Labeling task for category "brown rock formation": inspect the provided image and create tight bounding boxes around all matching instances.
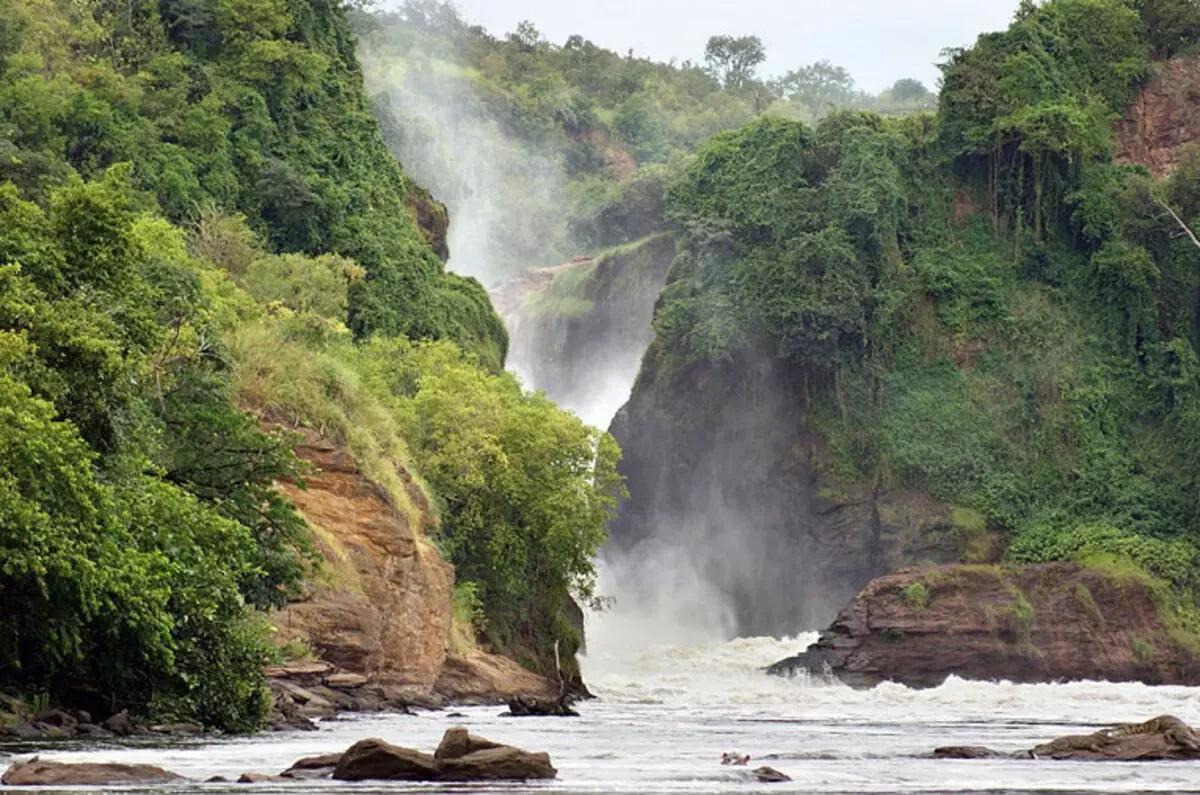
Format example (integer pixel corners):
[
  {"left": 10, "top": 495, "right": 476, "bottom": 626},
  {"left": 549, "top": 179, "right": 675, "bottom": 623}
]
[
  {"left": 933, "top": 715, "right": 1200, "bottom": 761},
  {"left": 268, "top": 429, "right": 559, "bottom": 707},
  {"left": 1, "top": 760, "right": 182, "bottom": 786},
  {"left": 273, "top": 430, "right": 453, "bottom": 688},
  {"left": 1115, "top": 55, "right": 1200, "bottom": 178},
  {"left": 332, "top": 730, "right": 556, "bottom": 782},
  {"left": 767, "top": 563, "right": 1200, "bottom": 688},
  {"left": 433, "top": 650, "right": 558, "bottom": 704}
]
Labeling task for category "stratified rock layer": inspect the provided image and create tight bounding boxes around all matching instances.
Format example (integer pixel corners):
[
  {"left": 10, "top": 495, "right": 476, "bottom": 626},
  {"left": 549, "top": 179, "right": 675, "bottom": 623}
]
[{"left": 768, "top": 563, "right": 1200, "bottom": 688}]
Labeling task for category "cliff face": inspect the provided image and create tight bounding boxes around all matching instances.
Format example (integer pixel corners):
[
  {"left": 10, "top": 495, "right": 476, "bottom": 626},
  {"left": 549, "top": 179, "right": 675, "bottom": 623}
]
[
  {"left": 272, "top": 430, "right": 557, "bottom": 701},
  {"left": 1115, "top": 55, "right": 1200, "bottom": 177},
  {"left": 768, "top": 563, "right": 1200, "bottom": 688},
  {"left": 495, "top": 234, "right": 675, "bottom": 424},
  {"left": 274, "top": 431, "right": 453, "bottom": 687},
  {"left": 608, "top": 350, "right": 1006, "bottom": 636}
]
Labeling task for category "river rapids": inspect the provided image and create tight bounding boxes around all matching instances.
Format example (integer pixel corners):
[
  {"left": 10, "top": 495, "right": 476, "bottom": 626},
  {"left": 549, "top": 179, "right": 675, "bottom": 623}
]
[{"left": 7, "top": 615, "right": 1200, "bottom": 793}]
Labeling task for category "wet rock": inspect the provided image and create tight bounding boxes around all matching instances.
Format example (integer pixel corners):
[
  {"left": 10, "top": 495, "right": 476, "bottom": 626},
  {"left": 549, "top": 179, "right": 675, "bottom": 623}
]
[
  {"left": 506, "top": 693, "right": 578, "bottom": 717},
  {"left": 1029, "top": 715, "right": 1200, "bottom": 761},
  {"left": 3, "top": 722, "right": 44, "bottom": 740},
  {"left": 1, "top": 759, "right": 183, "bottom": 786},
  {"left": 435, "top": 727, "right": 506, "bottom": 760},
  {"left": 933, "top": 746, "right": 1008, "bottom": 759},
  {"left": 333, "top": 739, "right": 442, "bottom": 781},
  {"left": 74, "top": 723, "right": 111, "bottom": 738},
  {"left": 751, "top": 766, "right": 792, "bottom": 783},
  {"left": 238, "top": 772, "right": 286, "bottom": 783},
  {"left": 768, "top": 563, "right": 1200, "bottom": 688},
  {"left": 438, "top": 746, "right": 557, "bottom": 781},
  {"left": 206, "top": 775, "right": 230, "bottom": 783},
  {"left": 332, "top": 730, "right": 556, "bottom": 782},
  {"left": 281, "top": 753, "right": 341, "bottom": 780},
  {"left": 33, "top": 709, "right": 76, "bottom": 731},
  {"left": 102, "top": 709, "right": 133, "bottom": 736}
]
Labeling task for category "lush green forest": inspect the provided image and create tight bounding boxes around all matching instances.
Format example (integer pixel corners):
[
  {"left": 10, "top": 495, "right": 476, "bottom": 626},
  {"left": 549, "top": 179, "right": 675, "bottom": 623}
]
[
  {"left": 631, "top": 0, "right": 1200, "bottom": 627},
  {"left": 0, "top": 0, "right": 619, "bottom": 731},
  {"left": 352, "top": 1, "right": 938, "bottom": 282}
]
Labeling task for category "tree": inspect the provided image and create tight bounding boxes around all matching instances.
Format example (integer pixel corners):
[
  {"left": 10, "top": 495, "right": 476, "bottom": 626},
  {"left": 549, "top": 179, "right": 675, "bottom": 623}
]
[
  {"left": 890, "top": 77, "right": 931, "bottom": 103},
  {"left": 778, "top": 60, "right": 857, "bottom": 118},
  {"left": 703, "top": 35, "right": 766, "bottom": 91}
]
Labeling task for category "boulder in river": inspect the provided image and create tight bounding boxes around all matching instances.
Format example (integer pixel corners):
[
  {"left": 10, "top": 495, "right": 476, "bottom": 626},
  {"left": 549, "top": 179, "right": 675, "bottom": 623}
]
[
  {"left": 280, "top": 753, "right": 342, "bottom": 780},
  {"left": 768, "top": 563, "right": 1200, "bottom": 688},
  {"left": 329, "top": 728, "right": 556, "bottom": 781},
  {"left": 1, "top": 759, "right": 182, "bottom": 786},
  {"left": 751, "top": 766, "right": 792, "bottom": 782},
  {"left": 931, "top": 715, "right": 1200, "bottom": 761}
]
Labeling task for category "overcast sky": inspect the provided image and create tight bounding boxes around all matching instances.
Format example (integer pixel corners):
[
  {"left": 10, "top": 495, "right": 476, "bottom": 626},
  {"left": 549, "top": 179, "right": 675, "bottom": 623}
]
[{"left": 437, "top": 0, "right": 1023, "bottom": 92}]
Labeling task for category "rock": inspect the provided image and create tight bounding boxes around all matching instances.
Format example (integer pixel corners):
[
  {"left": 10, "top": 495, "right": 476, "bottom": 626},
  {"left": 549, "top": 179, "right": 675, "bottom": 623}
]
[
  {"left": 0, "top": 693, "right": 25, "bottom": 716},
  {"left": 206, "top": 775, "right": 230, "bottom": 783},
  {"left": 439, "top": 746, "right": 557, "bottom": 781},
  {"left": 3, "top": 722, "right": 44, "bottom": 740},
  {"left": 281, "top": 753, "right": 342, "bottom": 780},
  {"left": 332, "top": 731, "right": 556, "bottom": 782},
  {"left": 506, "top": 693, "right": 578, "bottom": 717},
  {"left": 1027, "top": 715, "right": 1200, "bottom": 761},
  {"left": 102, "top": 709, "right": 133, "bottom": 736},
  {"left": 238, "top": 772, "right": 286, "bottom": 783},
  {"left": 1, "top": 760, "right": 182, "bottom": 786},
  {"left": 933, "top": 746, "right": 1008, "bottom": 759},
  {"left": 325, "top": 672, "right": 369, "bottom": 689},
  {"left": 768, "top": 563, "right": 1200, "bottom": 688},
  {"left": 434, "top": 649, "right": 560, "bottom": 705},
  {"left": 269, "top": 430, "right": 453, "bottom": 689},
  {"left": 751, "top": 766, "right": 792, "bottom": 783},
  {"left": 333, "top": 739, "right": 442, "bottom": 781},
  {"left": 149, "top": 722, "right": 204, "bottom": 735},
  {"left": 1115, "top": 55, "right": 1200, "bottom": 178},
  {"left": 69, "top": 709, "right": 92, "bottom": 725},
  {"left": 264, "top": 660, "right": 335, "bottom": 680},
  {"left": 74, "top": 723, "right": 111, "bottom": 738},
  {"left": 435, "top": 727, "right": 506, "bottom": 760},
  {"left": 33, "top": 709, "right": 76, "bottom": 731}
]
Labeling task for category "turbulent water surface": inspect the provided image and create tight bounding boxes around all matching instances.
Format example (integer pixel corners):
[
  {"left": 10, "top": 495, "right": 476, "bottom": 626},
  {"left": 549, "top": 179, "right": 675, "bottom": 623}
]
[{"left": 7, "top": 622, "right": 1200, "bottom": 794}]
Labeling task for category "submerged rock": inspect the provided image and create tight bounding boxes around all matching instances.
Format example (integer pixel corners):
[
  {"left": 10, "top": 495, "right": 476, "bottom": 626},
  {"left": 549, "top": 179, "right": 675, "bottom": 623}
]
[
  {"left": 506, "top": 693, "right": 578, "bottom": 717},
  {"left": 280, "top": 753, "right": 341, "bottom": 780},
  {"left": 751, "top": 766, "right": 792, "bottom": 783},
  {"left": 1, "top": 759, "right": 182, "bottom": 786},
  {"left": 768, "top": 563, "right": 1200, "bottom": 688},
  {"left": 330, "top": 728, "right": 556, "bottom": 782}
]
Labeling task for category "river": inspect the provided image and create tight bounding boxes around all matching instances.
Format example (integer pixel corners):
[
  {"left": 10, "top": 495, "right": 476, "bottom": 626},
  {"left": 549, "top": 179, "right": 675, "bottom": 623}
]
[{"left": 8, "top": 623, "right": 1200, "bottom": 793}]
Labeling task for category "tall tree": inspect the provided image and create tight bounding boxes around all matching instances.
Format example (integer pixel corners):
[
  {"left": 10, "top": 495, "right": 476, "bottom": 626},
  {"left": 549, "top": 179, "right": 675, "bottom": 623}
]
[
  {"left": 778, "top": 60, "right": 857, "bottom": 118},
  {"left": 704, "top": 34, "right": 766, "bottom": 90}
]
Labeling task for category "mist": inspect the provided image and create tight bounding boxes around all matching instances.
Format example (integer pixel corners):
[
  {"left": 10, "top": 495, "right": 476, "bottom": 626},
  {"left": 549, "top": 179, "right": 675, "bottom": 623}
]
[{"left": 362, "top": 50, "right": 571, "bottom": 287}]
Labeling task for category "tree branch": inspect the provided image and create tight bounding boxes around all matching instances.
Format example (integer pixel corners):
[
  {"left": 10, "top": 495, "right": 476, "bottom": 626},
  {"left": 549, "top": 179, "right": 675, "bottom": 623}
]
[{"left": 1156, "top": 199, "right": 1200, "bottom": 251}]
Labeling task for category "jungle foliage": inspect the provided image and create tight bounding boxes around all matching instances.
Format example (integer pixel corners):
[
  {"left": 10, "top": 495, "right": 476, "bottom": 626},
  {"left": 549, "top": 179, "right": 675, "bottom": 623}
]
[
  {"left": 643, "top": 0, "right": 1200, "bottom": 608},
  {"left": 352, "top": 2, "right": 937, "bottom": 280},
  {"left": 0, "top": 0, "right": 620, "bottom": 729}
]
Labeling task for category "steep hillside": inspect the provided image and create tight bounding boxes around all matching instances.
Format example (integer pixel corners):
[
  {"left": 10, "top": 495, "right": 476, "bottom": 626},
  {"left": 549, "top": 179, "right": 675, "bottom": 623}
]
[
  {"left": 0, "top": 0, "right": 617, "bottom": 730},
  {"left": 609, "top": 0, "right": 1200, "bottom": 638}
]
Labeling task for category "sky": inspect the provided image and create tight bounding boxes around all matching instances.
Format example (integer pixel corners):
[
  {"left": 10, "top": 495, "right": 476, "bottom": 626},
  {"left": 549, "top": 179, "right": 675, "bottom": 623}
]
[{"left": 439, "top": 0, "right": 1023, "bottom": 92}]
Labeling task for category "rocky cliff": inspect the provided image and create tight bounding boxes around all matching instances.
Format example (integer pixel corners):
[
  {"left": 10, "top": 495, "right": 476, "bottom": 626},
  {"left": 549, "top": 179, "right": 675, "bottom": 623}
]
[
  {"left": 767, "top": 563, "right": 1200, "bottom": 688},
  {"left": 1115, "top": 55, "right": 1200, "bottom": 177},
  {"left": 494, "top": 233, "right": 675, "bottom": 425},
  {"left": 272, "top": 430, "right": 556, "bottom": 703},
  {"left": 607, "top": 348, "right": 1007, "bottom": 636}
]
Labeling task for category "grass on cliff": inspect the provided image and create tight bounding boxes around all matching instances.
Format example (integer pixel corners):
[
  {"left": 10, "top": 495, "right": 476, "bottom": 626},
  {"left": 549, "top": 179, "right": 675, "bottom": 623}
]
[
  {"left": 1078, "top": 552, "right": 1200, "bottom": 656},
  {"left": 523, "top": 262, "right": 598, "bottom": 319},
  {"left": 229, "top": 318, "right": 433, "bottom": 531}
]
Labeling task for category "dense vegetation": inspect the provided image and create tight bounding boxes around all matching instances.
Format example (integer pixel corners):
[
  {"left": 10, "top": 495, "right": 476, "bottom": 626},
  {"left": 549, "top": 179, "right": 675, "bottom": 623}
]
[
  {"left": 352, "top": 1, "right": 937, "bottom": 282},
  {"left": 640, "top": 0, "right": 1200, "bottom": 618},
  {"left": 0, "top": 0, "right": 619, "bottom": 730}
]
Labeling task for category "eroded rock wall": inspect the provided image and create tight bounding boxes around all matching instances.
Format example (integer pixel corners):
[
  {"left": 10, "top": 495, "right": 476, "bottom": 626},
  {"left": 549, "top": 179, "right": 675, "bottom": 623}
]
[
  {"left": 769, "top": 563, "right": 1200, "bottom": 687},
  {"left": 1115, "top": 55, "right": 1200, "bottom": 178},
  {"left": 273, "top": 430, "right": 453, "bottom": 687}
]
